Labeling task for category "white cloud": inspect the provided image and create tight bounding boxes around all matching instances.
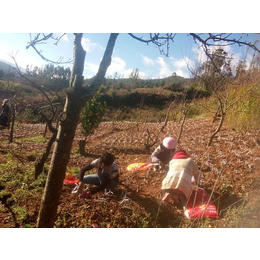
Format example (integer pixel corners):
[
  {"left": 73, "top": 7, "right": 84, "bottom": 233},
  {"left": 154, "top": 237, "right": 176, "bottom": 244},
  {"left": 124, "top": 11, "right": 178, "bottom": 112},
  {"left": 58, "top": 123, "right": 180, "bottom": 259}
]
[
  {"left": 81, "top": 37, "right": 104, "bottom": 53},
  {"left": 59, "top": 33, "right": 69, "bottom": 42},
  {"left": 141, "top": 54, "right": 155, "bottom": 65},
  {"left": 122, "top": 69, "right": 135, "bottom": 78},
  {"left": 171, "top": 56, "right": 194, "bottom": 69},
  {"left": 156, "top": 57, "right": 172, "bottom": 78},
  {"left": 172, "top": 58, "right": 186, "bottom": 68},
  {"left": 175, "top": 69, "right": 189, "bottom": 78},
  {"left": 140, "top": 54, "right": 193, "bottom": 78},
  {"left": 0, "top": 45, "right": 42, "bottom": 70},
  {"left": 84, "top": 56, "right": 142, "bottom": 79},
  {"left": 142, "top": 55, "right": 173, "bottom": 78},
  {"left": 106, "top": 57, "right": 147, "bottom": 78},
  {"left": 192, "top": 44, "right": 208, "bottom": 64},
  {"left": 106, "top": 56, "right": 126, "bottom": 75},
  {"left": 84, "top": 62, "right": 99, "bottom": 74}
]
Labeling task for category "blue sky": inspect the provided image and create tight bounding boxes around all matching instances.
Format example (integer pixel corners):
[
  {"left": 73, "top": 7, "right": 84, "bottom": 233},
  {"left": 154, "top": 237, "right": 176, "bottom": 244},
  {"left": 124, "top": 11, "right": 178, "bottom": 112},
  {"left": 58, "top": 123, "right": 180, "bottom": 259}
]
[{"left": 0, "top": 33, "right": 259, "bottom": 79}]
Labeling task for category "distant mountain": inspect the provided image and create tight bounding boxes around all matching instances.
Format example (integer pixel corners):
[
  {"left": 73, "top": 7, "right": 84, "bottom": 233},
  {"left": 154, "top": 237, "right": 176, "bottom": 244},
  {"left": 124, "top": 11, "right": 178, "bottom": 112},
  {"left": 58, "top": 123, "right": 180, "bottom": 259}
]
[
  {"left": 0, "top": 59, "right": 26, "bottom": 74},
  {"left": 0, "top": 59, "right": 16, "bottom": 72}
]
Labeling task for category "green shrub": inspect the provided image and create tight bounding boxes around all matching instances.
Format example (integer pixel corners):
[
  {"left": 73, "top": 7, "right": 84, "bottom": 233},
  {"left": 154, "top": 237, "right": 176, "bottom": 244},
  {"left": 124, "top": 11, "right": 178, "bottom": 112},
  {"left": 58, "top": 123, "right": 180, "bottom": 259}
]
[
  {"left": 30, "top": 173, "right": 47, "bottom": 188},
  {"left": 13, "top": 206, "right": 28, "bottom": 221},
  {"left": 81, "top": 89, "right": 106, "bottom": 137}
]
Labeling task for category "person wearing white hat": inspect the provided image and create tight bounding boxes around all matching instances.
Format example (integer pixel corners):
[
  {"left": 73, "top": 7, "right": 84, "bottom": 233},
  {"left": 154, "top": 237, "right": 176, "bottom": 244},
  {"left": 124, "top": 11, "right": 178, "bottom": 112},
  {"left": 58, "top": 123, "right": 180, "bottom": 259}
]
[{"left": 151, "top": 137, "right": 177, "bottom": 170}]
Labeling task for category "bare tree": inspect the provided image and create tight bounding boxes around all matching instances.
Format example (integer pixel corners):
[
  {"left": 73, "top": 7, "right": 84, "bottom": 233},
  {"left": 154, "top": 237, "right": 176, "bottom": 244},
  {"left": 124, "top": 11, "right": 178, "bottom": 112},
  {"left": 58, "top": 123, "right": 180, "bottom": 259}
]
[
  {"left": 128, "top": 33, "right": 176, "bottom": 57},
  {"left": 130, "top": 33, "right": 260, "bottom": 58},
  {"left": 189, "top": 33, "right": 260, "bottom": 55},
  {"left": 176, "top": 89, "right": 198, "bottom": 143},
  {"left": 144, "top": 100, "right": 174, "bottom": 153},
  {"left": 26, "top": 33, "right": 73, "bottom": 64},
  {"left": 34, "top": 33, "right": 118, "bottom": 227},
  {"left": 195, "top": 48, "right": 259, "bottom": 146},
  {"left": 10, "top": 54, "right": 63, "bottom": 179}
]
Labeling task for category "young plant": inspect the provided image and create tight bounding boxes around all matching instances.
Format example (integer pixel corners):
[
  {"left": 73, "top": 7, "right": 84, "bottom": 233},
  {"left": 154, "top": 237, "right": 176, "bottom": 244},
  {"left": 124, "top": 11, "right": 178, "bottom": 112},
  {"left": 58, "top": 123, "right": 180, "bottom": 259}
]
[
  {"left": 80, "top": 89, "right": 106, "bottom": 154},
  {"left": 81, "top": 89, "right": 106, "bottom": 137}
]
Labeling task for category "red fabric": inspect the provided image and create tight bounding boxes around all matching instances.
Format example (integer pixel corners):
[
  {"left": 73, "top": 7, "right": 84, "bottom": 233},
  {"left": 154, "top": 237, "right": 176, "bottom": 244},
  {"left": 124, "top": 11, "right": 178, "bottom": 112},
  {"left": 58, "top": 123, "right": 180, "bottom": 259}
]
[
  {"left": 186, "top": 188, "right": 218, "bottom": 219},
  {"left": 172, "top": 188, "right": 185, "bottom": 195},
  {"left": 172, "top": 151, "right": 189, "bottom": 159},
  {"left": 63, "top": 179, "right": 79, "bottom": 185}
]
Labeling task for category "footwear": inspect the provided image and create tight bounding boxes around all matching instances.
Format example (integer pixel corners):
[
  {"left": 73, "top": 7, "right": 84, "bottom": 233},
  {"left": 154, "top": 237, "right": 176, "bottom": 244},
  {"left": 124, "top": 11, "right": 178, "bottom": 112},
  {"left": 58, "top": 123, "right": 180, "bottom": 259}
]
[{"left": 79, "top": 191, "right": 91, "bottom": 199}]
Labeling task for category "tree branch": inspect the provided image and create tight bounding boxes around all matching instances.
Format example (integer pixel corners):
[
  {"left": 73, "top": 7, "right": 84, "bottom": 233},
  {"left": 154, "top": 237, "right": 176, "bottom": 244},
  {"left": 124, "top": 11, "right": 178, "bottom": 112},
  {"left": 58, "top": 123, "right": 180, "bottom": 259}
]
[
  {"left": 26, "top": 33, "right": 73, "bottom": 64},
  {"left": 9, "top": 53, "right": 55, "bottom": 116},
  {"left": 189, "top": 33, "right": 260, "bottom": 54},
  {"left": 90, "top": 33, "right": 119, "bottom": 90},
  {"left": 128, "top": 33, "right": 176, "bottom": 57}
]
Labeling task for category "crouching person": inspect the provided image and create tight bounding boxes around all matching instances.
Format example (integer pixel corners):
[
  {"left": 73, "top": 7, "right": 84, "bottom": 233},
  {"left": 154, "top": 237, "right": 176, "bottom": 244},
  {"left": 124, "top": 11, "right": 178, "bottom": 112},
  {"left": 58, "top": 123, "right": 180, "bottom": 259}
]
[
  {"left": 151, "top": 137, "right": 177, "bottom": 170},
  {"left": 78, "top": 152, "right": 119, "bottom": 199},
  {"left": 161, "top": 150, "right": 199, "bottom": 209}
]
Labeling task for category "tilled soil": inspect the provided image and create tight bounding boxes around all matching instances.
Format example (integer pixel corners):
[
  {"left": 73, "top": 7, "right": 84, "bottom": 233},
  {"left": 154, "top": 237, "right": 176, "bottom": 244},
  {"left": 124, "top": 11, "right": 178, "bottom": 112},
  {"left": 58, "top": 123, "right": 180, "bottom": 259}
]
[{"left": 0, "top": 118, "right": 259, "bottom": 227}]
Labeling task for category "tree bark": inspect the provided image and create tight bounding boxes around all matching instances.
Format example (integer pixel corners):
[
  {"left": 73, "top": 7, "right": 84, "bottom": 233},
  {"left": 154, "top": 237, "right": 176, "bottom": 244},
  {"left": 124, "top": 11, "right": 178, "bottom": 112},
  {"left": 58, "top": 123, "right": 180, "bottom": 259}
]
[
  {"left": 36, "top": 33, "right": 119, "bottom": 228},
  {"left": 208, "top": 114, "right": 225, "bottom": 146},
  {"left": 9, "top": 103, "right": 15, "bottom": 143},
  {"left": 177, "top": 110, "right": 188, "bottom": 143},
  {"left": 34, "top": 130, "right": 57, "bottom": 179}
]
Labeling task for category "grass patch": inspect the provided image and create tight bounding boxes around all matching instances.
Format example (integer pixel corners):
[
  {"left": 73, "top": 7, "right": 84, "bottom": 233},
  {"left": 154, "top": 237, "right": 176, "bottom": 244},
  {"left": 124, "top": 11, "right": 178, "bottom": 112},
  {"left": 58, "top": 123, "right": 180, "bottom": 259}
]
[{"left": 20, "top": 136, "right": 47, "bottom": 143}]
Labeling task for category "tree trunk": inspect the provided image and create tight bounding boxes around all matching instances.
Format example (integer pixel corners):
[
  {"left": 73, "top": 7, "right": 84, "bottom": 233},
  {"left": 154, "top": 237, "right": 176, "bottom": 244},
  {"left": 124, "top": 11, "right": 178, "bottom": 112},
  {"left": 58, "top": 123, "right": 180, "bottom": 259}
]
[
  {"left": 177, "top": 110, "right": 188, "bottom": 143},
  {"left": 79, "top": 139, "right": 86, "bottom": 155},
  {"left": 208, "top": 113, "right": 225, "bottom": 146},
  {"left": 34, "top": 130, "right": 57, "bottom": 179},
  {"left": 36, "top": 33, "right": 118, "bottom": 228},
  {"left": 9, "top": 103, "right": 15, "bottom": 143}
]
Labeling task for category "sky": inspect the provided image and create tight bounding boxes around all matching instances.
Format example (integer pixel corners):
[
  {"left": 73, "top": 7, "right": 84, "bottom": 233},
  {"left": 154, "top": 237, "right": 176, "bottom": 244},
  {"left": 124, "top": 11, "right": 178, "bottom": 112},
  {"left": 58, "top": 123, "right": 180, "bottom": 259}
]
[
  {"left": 0, "top": 33, "right": 260, "bottom": 80},
  {"left": 1, "top": 0, "right": 260, "bottom": 81}
]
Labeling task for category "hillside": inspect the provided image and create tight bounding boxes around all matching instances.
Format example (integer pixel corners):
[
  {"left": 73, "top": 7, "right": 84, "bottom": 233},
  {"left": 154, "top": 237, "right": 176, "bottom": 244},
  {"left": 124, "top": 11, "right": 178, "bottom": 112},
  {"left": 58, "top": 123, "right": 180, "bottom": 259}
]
[{"left": 0, "top": 71, "right": 205, "bottom": 120}]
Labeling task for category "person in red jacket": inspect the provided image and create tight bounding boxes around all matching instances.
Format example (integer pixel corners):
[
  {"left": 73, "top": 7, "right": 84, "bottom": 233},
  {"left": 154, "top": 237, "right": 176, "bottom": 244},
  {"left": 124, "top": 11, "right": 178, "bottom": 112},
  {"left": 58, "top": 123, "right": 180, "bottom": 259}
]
[{"left": 161, "top": 149, "right": 199, "bottom": 208}]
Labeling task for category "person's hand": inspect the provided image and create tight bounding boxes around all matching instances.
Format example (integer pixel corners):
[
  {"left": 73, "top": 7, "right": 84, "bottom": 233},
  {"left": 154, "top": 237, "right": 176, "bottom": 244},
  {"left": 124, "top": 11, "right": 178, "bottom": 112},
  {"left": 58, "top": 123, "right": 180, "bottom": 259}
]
[
  {"left": 154, "top": 164, "right": 160, "bottom": 170},
  {"left": 159, "top": 161, "right": 167, "bottom": 170}
]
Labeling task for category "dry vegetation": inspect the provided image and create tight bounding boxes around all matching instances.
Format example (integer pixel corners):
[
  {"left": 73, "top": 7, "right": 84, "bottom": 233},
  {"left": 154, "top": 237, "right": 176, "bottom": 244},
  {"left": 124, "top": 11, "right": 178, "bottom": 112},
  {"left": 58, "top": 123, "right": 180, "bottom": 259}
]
[{"left": 1, "top": 116, "right": 259, "bottom": 228}]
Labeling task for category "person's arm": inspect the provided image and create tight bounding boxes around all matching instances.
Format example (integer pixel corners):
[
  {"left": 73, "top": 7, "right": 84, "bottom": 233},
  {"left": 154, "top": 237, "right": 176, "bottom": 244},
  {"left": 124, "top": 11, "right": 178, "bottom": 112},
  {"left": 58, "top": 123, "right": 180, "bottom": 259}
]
[
  {"left": 77, "top": 164, "right": 95, "bottom": 194},
  {"left": 151, "top": 145, "right": 162, "bottom": 163},
  {"left": 78, "top": 164, "right": 94, "bottom": 182}
]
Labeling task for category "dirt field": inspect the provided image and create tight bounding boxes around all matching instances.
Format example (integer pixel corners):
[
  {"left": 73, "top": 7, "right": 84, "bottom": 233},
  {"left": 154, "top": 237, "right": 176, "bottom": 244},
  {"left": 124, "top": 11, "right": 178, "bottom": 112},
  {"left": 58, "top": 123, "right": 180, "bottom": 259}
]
[{"left": 0, "top": 117, "right": 259, "bottom": 228}]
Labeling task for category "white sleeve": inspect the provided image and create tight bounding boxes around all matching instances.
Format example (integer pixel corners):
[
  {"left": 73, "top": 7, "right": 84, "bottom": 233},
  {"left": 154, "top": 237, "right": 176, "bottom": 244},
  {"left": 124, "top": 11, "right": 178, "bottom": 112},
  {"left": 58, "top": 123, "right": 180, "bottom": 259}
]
[{"left": 90, "top": 158, "right": 101, "bottom": 168}]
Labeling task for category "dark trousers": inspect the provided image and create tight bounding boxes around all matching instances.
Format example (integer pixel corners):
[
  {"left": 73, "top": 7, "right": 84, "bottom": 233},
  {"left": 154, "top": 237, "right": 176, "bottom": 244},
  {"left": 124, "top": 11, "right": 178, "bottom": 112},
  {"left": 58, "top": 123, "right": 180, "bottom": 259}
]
[
  {"left": 163, "top": 189, "right": 187, "bottom": 208},
  {"left": 83, "top": 171, "right": 119, "bottom": 195}
]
